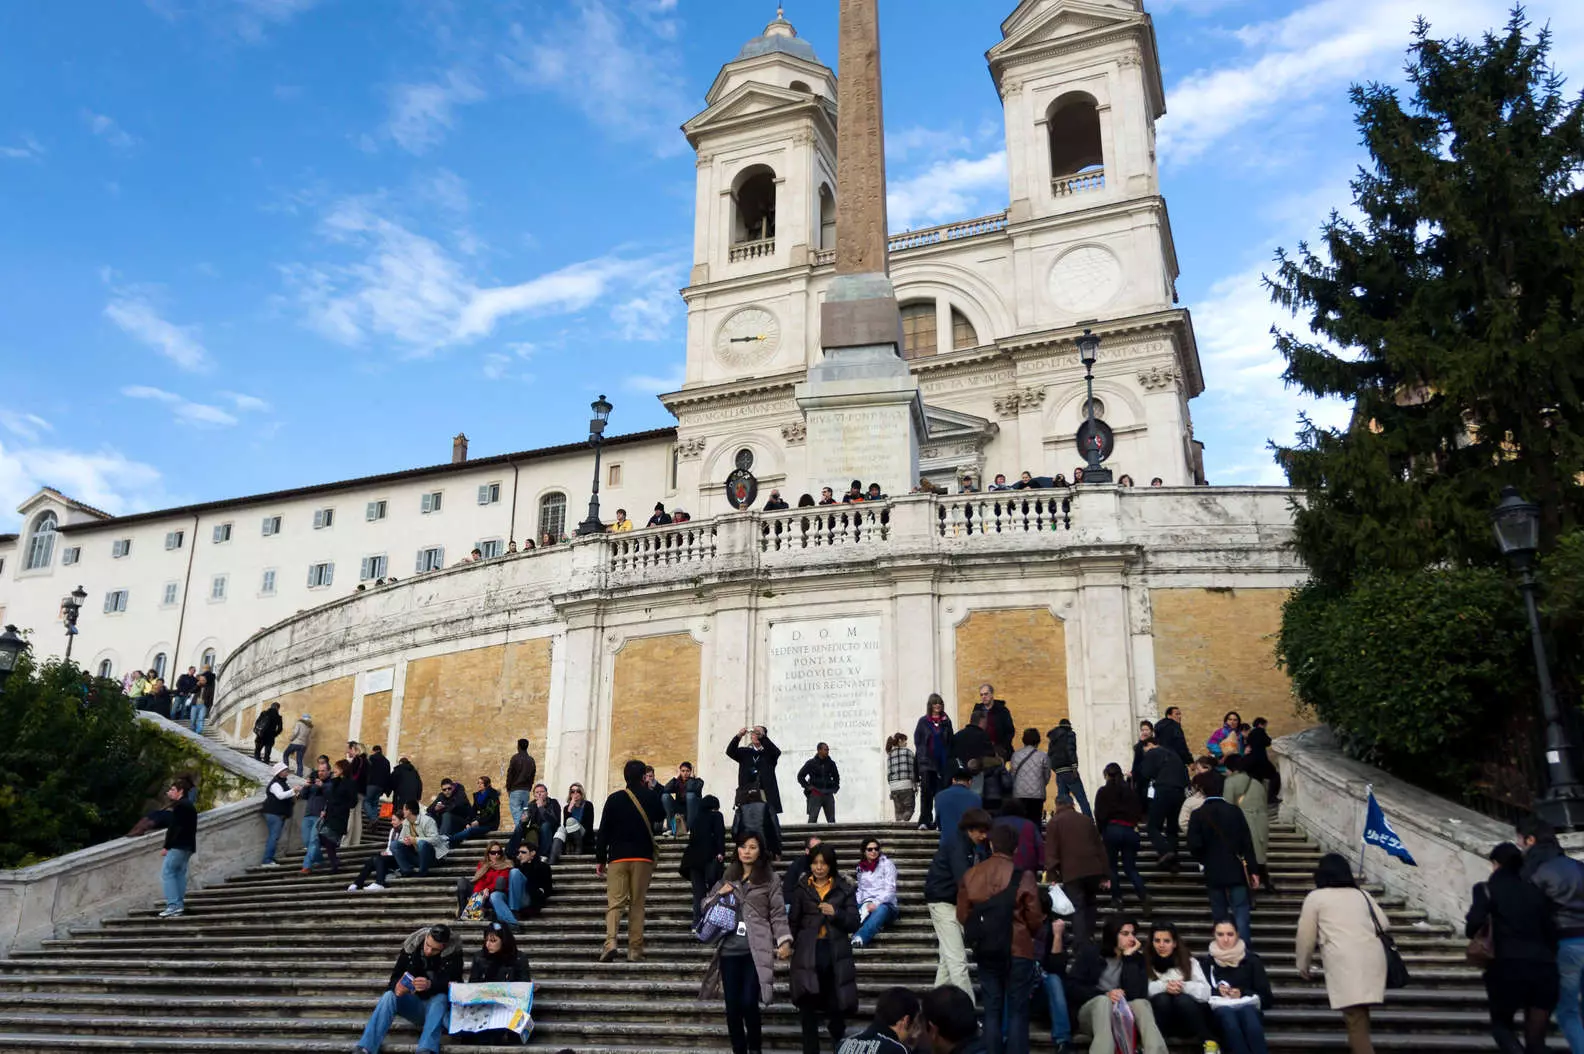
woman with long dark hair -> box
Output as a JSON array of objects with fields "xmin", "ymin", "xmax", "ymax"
[
  {"xmin": 1207, "ymin": 711, "xmax": 1245, "ymax": 765},
  {"xmin": 699, "ymin": 832, "xmax": 793, "ymax": 1054},
  {"xmin": 789, "ymin": 844, "xmax": 860, "ymax": 1052},
  {"xmin": 1146, "ymin": 922, "xmax": 1214, "ymax": 1049},
  {"xmin": 465, "ymin": 920, "xmax": 531, "ymax": 1045},
  {"xmin": 1067, "ymin": 914, "xmax": 1169, "ymax": 1052},
  {"xmin": 1095, "ymin": 762, "xmax": 1150, "ymax": 913},
  {"xmin": 913, "ymin": 693, "xmax": 954, "ymax": 830},
  {"xmin": 1296, "ymin": 854, "xmax": 1390, "ymax": 1054},
  {"xmin": 1465, "ymin": 841, "xmax": 1557, "ymax": 1054},
  {"xmin": 1200, "ymin": 918, "xmax": 1273, "ymax": 1054}
]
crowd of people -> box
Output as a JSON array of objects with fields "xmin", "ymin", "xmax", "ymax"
[{"xmin": 128, "ymin": 663, "xmax": 218, "ymax": 733}]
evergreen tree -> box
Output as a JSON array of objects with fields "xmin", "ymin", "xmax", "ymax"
[{"xmin": 1268, "ymin": 9, "xmax": 1584, "ymax": 590}]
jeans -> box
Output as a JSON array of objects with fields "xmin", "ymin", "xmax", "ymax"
[
  {"xmin": 172, "ymin": 694, "xmax": 191, "ymax": 720},
  {"xmin": 448, "ymin": 822, "xmax": 497, "ymax": 848},
  {"xmin": 392, "ymin": 840, "xmax": 437, "ymax": 876},
  {"xmin": 1213, "ymin": 1004, "xmax": 1270, "ymax": 1054},
  {"xmin": 1560, "ymin": 938, "xmax": 1584, "ymax": 1054},
  {"xmin": 853, "ymin": 901, "xmax": 897, "ymax": 945},
  {"xmin": 301, "ymin": 816, "xmax": 323, "ymax": 869},
  {"xmin": 981, "ymin": 957, "xmax": 1036, "ymax": 1054},
  {"xmin": 663, "ymin": 791, "xmax": 700, "ymax": 835},
  {"xmin": 490, "ymin": 867, "xmax": 531, "ymax": 925},
  {"xmin": 928, "ymin": 901, "xmax": 973, "ymax": 1000},
  {"xmin": 362, "ymin": 790, "xmax": 382, "ymax": 823},
  {"xmin": 189, "ymin": 702, "xmax": 207, "ymax": 735},
  {"xmin": 1209, "ymin": 884, "xmax": 1253, "ymax": 946},
  {"xmin": 261, "ymin": 813, "xmax": 286, "ymax": 864},
  {"xmin": 357, "ymin": 989, "xmax": 449, "ymax": 1054},
  {"xmin": 806, "ymin": 791, "xmax": 835, "ymax": 823},
  {"xmin": 508, "ymin": 789, "xmax": 531, "ymax": 827},
  {"xmin": 1042, "ymin": 969, "xmax": 1071, "ymax": 1044},
  {"xmin": 281, "ymin": 742, "xmax": 306, "ymax": 776},
  {"xmin": 161, "ymin": 848, "xmax": 192, "ymax": 912},
  {"xmin": 721, "ymin": 952, "xmax": 762, "ymax": 1054},
  {"xmin": 1056, "ymin": 770, "xmax": 1091, "ymax": 818},
  {"xmin": 1102, "ymin": 824, "xmax": 1148, "ymax": 902}
]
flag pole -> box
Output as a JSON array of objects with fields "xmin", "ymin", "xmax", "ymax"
[{"xmin": 1358, "ymin": 782, "xmax": 1372, "ymax": 879}]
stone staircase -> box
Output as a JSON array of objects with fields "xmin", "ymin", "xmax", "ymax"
[{"xmin": 0, "ymin": 808, "xmax": 1547, "ymax": 1052}]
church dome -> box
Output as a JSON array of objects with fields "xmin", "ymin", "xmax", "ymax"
[{"xmin": 735, "ymin": 8, "xmax": 819, "ymax": 63}]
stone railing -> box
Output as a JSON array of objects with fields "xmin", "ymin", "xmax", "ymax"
[
  {"xmin": 608, "ymin": 523, "xmax": 719, "ymax": 573},
  {"xmin": 938, "ymin": 494, "xmax": 1072, "ymax": 535},
  {"xmin": 758, "ymin": 504, "xmax": 890, "ymax": 554},
  {"xmin": 811, "ymin": 211, "xmax": 1011, "ymax": 266},
  {"xmin": 1052, "ymin": 169, "xmax": 1105, "ymax": 196},
  {"xmin": 728, "ymin": 237, "xmax": 775, "ymax": 263}
]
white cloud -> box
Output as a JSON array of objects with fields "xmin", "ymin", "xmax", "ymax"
[
  {"xmin": 624, "ymin": 365, "xmax": 684, "ymax": 395},
  {"xmin": 0, "ymin": 411, "xmax": 52, "ymax": 443},
  {"xmin": 82, "ymin": 110, "xmax": 138, "ymax": 151},
  {"xmin": 0, "ymin": 134, "xmax": 44, "ymax": 161},
  {"xmin": 887, "ymin": 151, "xmax": 1008, "ymax": 231},
  {"xmin": 0, "ymin": 440, "xmax": 166, "ymax": 528},
  {"xmin": 385, "ymin": 72, "xmax": 485, "ymax": 154},
  {"xmin": 220, "ymin": 391, "xmax": 271, "ymax": 413},
  {"xmin": 104, "ymin": 291, "xmax": 211, "ymax": 371},
  {"xmin": 120, "ymin": 385, "xmax": 240, "ymax": 427},
  {"xmin": 886, "ymin": 126, "xmax": 974, "ymax": 164}
]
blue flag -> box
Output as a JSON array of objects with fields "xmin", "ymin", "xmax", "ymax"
[{"xmin": 1362, "ymin": 789, "xmax": 1417, "ymax": 866}]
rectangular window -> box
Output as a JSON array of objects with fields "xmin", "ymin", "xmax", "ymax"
[
  {"xmin": 477, "ymin": 482, "xmax": 501, "ymax": 505},
  {"xmin": 366, "ymin": 500, "xmax": 388, "ymax": 522},
  {"xmin": 262, "ymin": 515, "xmax": 282, "ymax": 536},
  {"xmin": 359, "ymin": 554, "xmax": 388, "ymax": 581},
  {"xmin": 478, "ymin": 539, "xmax": 504, "ymax": 559},
  {"xmin": 421, "ymin": 491, "xmax": 443, "ymax": 514},
  {"xmin": 213, "ymin": 522, "xmax": 233, "ymax": 543},
  {"xmin": 313, "ymin": 507, "xmax": 335, "ymax": 529},
  {"xmin": 164, "ymin": 530, "xmax": 184, "ymax": 550},
  {"xmin": 103, "ymin": 589, "xmax": 128, "ymax": 614},
  {"xmin": 61, "ymin": 546, "xmax": 81, "ymax": 566},
  {"xmin": 416, "ymin": 546, "xmax": 445, "ymax": 572},
  {"xmin": 306, "ymin": 562, "xmax": 334, "ymax": 588},
  {"xmin": 607, "ymin": 463, "xmax": 622, "ymax": 487},
  {"xmin": 210, "ymin": 575, "xmax": 228, "ymax": 601},
  {"xmin": 260, "ymin": 569, "xmax": 277, "ymax": 595},
  {"xmin": 162, "ymin": 582, "xmax": 178, "ymax": 606},
  {"xmin": 111, "ymin": 538, "xmax": 131, "ymax": 558}
]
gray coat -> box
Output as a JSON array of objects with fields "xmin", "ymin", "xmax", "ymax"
[
  {"xmin": 1224, "ymin": 772, "xmax": 1270, "ymax": 864},
  {"xmin": 699, "ymin": 874, "xmax": 792, "ymax": 1005}
]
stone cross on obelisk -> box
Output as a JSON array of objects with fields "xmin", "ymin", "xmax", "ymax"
[{"xmin": 795, "ymin": 0, "xmax": 925, "ymax": 496}]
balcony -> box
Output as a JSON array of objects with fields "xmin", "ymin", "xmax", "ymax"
[
  {"xmin": 811, "ymin": 210, "xmax": 1010, "ymax": 267},
  {"xmin": 1052, "ymin": 169, "xmax": 1105, "ymax": 197},
  {"xmin": 728, "ymin": 238, "xmax": 775, "ymax": 263}
]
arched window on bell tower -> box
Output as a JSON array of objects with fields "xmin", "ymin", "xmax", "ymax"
[
  {"xmin": 1048, "ymin": 92, "xmax": 1104, "ymax": 196},
  {"xmin": 732, "ymin": 166, "xmax": 777, "ymax": 246},
  {"xmin": 818, "ymin": 183, "xmax": 836, "ymax": 250}
]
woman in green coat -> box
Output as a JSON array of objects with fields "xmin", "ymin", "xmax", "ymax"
[{"xmin": 1224, "ymin": 754, "xmax": 1274, "ymax": 891}]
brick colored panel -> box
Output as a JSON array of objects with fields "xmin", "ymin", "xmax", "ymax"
[
  {"xmin": 608, "ymin": 633, "xmax": 701, "ymax": 794},
  {"xmin": 398, "ymin": 640, "xmax": 552, "ymax": 793},
  {"xmin": 1149, "ymin": 588, "xmax": 1312, "ymax": 753},
  {"xmin": 953, "ymin": 608, "xmax": 1069, "ymax": 743},
  {"xmin": 359, "ymin": 690, "xmax": 393, "ymax": 750},
  {"xmin": 277, "ymin": 676, "xmax": 356, "ymax": 763}
]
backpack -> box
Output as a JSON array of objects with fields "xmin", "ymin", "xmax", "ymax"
[
  {"xmin": 963, "ymin": 867, "xmax": 1023, "ymax": 977},
  {"xmin": 253, "ymin": 712, "xmax": 272, "ymax": 736}
]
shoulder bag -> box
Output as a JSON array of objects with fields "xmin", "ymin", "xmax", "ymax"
[
  {"xmin": 1360, "ymin": 888, "xmax": 1410, "ymax": 988},
  {"xmin": 1466, "ymin": 882, "xmax": 1495, "ymax": 968}
]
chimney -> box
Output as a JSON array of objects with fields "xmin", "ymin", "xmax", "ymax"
[{"xmin": 452, "ymin": 433, "xmax": 468, "ymax": 464}]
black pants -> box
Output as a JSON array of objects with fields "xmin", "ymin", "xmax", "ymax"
[
  {"xmin": 254, "ymin": 736, "xmax": 275, "ymax": 762},
  {"xmin": 798, "ymin": 942, "xmax": 846, "ymax": 1054},
  {"xmin": 806, "ymin": 792, "xmax": 835, "ymax": 824},
  {"xmin": 1018, "ymin": 797, "xmax": 1046, "ymax": 825},
  {"xmin": 1102, "ymin": 823, "xmax": 1148, "ymax": 902},
  {"xmin": 1151, "ymin": 992, "xmax": 1212, "ymax": 1041},
  {"xmin": 1147, "ymin": 786, "xmax": 1185, "ymax": 861},
  {"xmin": 919, "ymin": 770, "xmax": 942, "ymax": 827},
  {"xmin": 354, "ymin": 854, "xmax": 396, "ymax": 888},
  {"xmin": 721, "ymin": 952, "xmax": 761, "ymax": 1054},
  {"xmin": 689, "ymin": 860, "xmax": 723, "ymax": 926},
  {"xmin": 1062, "ymin": 875, "xmax": 1104, "ymax": 948}
]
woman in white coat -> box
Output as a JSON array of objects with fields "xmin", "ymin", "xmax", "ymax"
[
  {"xmin": 1295, "ymin": 853, "xmax": 1390, "ymax": 1054},
  {"xmin": 1145, "ymin": 921, "xmax": 1215, "ymax": 1052}
]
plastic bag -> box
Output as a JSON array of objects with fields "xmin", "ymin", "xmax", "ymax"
[{"xmin": 1047, "ymin": 883, "xmax": 1076, "ymax": 916}]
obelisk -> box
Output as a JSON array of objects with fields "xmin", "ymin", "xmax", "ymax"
[{"xmin": 795, "ymin": 0, "xmax": 924, "ymax": 496}]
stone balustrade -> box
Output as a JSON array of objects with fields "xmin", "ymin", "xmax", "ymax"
[
  {"xmin": 728, "ymin": 237, "xmax": 775, "ymax": 262},
  {"xmin": 1052, "ymin": 168, "xmax": 1106, "ymax": 196},
  {"xmin": 811, "ymin": 210, "xmax": 1011, "ymax": 266}
]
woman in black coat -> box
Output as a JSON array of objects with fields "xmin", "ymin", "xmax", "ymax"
[
  {"xmin": 680, "ymin": 794, "xmax": 727, "ymax": 925},
  {"xmin": 464, "ymin": 922, "xmax": 532, "ymax": 1045},
  {"xmin": 317, "ymin": 759, "xmax": 359, "ymax": 873},
  {"xmin": 1466, "ymin": 841, "xmax": 1558, "ymax": 1054},
  {"xmin": 788, "ymin": 844, "xmax": 860, "ymax": 1054}
]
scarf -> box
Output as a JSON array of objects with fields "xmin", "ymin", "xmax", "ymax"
[
  {"xmin": 1209, "ymin": 938, "xmax": 1247, "ymax": 969},
  {"xmin": 925, "ymin": 714, "xmax": 948, "ymax": 766},
  {"xmin": 858, "ymin": 852, "xmax": 881, "ymax": 873},
  {"xmin": 1148, "ymin": 952, "xmax": 1182, "ymax": 978}
]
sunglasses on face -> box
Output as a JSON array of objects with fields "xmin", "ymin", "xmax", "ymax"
[
  {"xmin": 488, "ymin": 850, "xmax": 502, "ymax": 857},
  {"xmin": 864, "ymin": 846, "xmax": 880, "ymax": 853}
]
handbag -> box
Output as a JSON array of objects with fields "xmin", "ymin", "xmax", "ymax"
[
  {"xmin": 1466, "ymin": 882, "xmax": 1495, "ymax": 968},
  {"xmin": 696, "ymin": 889, "xmax": 741, "ymax": 943},
  {"xmin": 1360, "ymin": 888, "xmax": 1410, "ymax": 988},
  {"xmin": 461, "ymin": 890, "xmax": 489, "ymax": 921}
]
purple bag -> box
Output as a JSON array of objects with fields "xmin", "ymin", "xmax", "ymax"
[
  {"xmin": 1110, "ymin": 997, "xmax": 1138, "ymax": 1054},
  {"xmin": 695, "ymin": 890, "xmax": 740, "ymax": 943}
]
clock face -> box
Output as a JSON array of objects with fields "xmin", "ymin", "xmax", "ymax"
[{"xmin": 714, "ymin": 306, "xmax": 781, "ymax": 368}]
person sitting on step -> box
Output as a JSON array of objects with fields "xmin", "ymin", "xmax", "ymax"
[
  {"xmin": 850, "ymin": 836, "xmax": 900, "ymax": 948},
  {"xmin": 550, "ymin": 783, "xmax": 594, "ymax": 863},
  {"xmin": 348, "ymin": 815, "xmax": 407, "ymax": 893},
  {"xmin": 836, "ymin": 986, "xmax": 919, "ymax": 1054},
  {"xmin": 354, "ymin": 922, "xmax": 463, "ymax": 1054},
  {"xmin": 391, "ymin": 799, "xmax": 448, "ymax": 877},
  {"xmin": 427, "ymin": 778, "xmax": 474, "ymax": 839},
  {"xmin": 446, "ymin": 775, "xmax": 500, "ymax": 848},
  {"xmin": 467, "ymin": 921, "xmax": 533, "ymax": 1043},
  {"xmin": 454, "ymin": 841, "xmax": 514, "ymax": 921},
  {"xmin": 491, "ymin": 839, "xmax": 555, "ymax": 926},
  {"xmin": 523, "ymin": 782, "xmax": 561, "ymax": 857}
]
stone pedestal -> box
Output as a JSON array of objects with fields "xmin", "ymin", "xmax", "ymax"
[{"xmin": 796, "ymin": 273, "xmax": 925, "ymax": 495}]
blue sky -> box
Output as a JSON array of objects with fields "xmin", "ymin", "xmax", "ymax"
[{"xmin": 3, "ymin": 0, "xmax": 1581, "ymax": 529}]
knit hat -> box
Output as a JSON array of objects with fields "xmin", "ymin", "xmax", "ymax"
[{"xmin": 273, "ymin": 762, "xmax": 288, "ymax": 775}]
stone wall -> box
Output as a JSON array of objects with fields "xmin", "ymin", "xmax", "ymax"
[
  {"xmin": 608, "ymin": 633, "xmax": 703, "ymax": 794},
  {"xmin": 274, "ymin": 675, "xmax": 356, "ymax": 761},
  {"xmin": 952, "ymin": 606, "xmax": 1069, "ymax": 740}
]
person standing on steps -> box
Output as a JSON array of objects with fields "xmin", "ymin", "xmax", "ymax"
[
  {"xmin": 886, "ymin": 733, "xmax": 919, "ymax": 822},
  {"xmin": 1138, "ymin": 736, "xmax": 1189, "ymax": 872},
  {"xmin": 595, "ymin": 758, "xmax": 666, "ymax": 962},
  {"xmin": 390, "ymin": 755, "xmax": 423, "ymax": 814},
  {"xmin": 914, "ymin": 694, "xmax": 955, "ymax": 830},
  {"xmin": 1046, "ymin": 719, "xmax": 1091, "ymax": 818},
  {"xmin": 252, "ymin": 701, "xmax": 283, "ymax": 763},
  {"xmin": 789, "ymin": 843, "xmax": 861, "ymax": 1053},
  {"xmin": 260, "ymin": 761, "xmax": 295, "ymax": 867},
  {"xmin": 1044, "ymin": 793, "xmax": 1108, "ymax": 949},
  {"xmin": 953, "ymin": 706, "xmax": 998, "ymax": 803},
  {"xmin": 1223, "ymin": 755, "xmax": 1273, "ymax": 895},
  {"xmin": 925, "ymin": 808, "xmax": 993, "ymax": 999},
  {"xmin": 980, "ymin": 684, "xmax": 1016, "ymax": 763},
  {"xmin": 363, "ymin": 745, "xmax": 392, "ymax": 826},
  {"xmin": 191, "ymin": 667, "xmax": 215, "ymax": 736},
  {"xmin": 353, "ymin": 922, "xmax": 463, "ymax": 1054},
  {"xmin": 282, "ymin": 713, "xmax": 313, "ymax": 777},
  {"xmin": 700, "ymin": 831, "xmax": 794, "ymax": 1054},
  {"xmin": 662, "ymin": 761, "xmax": 704, "ymax": 838},
  {"xmin": 1519, "ymin": 815, "xmax": 1584, "ymax": 1053},
  {"xmin": 157, "ymin": 776, "xmax": 196, "ymax": 918},
  {"xmin": 1186, "ymin": 771, "xmax": 1259, "ymax": 946},
  {"xmin": 1153, "ymin": 706, "xmax": 1193, "ymax": 767},
  {"xmin": 1094, "ymin": 762, "xmax": 1151, "ymax": 915},
  {"xmin": 1295, "ymin": 854, "xmax": 1390, "ymax": 1054},
  {"xmin": 799, "ymin": 742, "xmax": 841, "ymax": 824},
  {"xmin": 173, "ymin": 666, "xmax": 198, "ymax": 722},
  {"xmin": 318, "ymin": 758, "xmax": 359, "ymax": 874},
  {"xmin": 1206, "ymin": 711, "xmax": 1246, "ymax": 768},
  {"xmin": 505, "ymin": 738, "xmax": 537, "ymax": 828},
  {"xmin": 297, "ymin": 755, "xmax": 331, "ymax": 873},
  {"xmin": 1244, "ymin": 717, "xmax": 1281, "ymax": 804},
  {"xmin": 682, "ymin": 794, "xmax": 727, "ymax": 926},
  {"xmin": 1467, "ymin": 841, "xmax": 1559, "ymax": 1054},
  {"xmin": 958, "ymin": 823, "xmax": 1047, "ymax": 1054},
  {"xmin": 837, "ymin": 987, "xmax": 920, "ymax": 1054},
  {"xmin": 1130, "ymin": 720, "xmax": 1155, "ymax": 792},
  {"xmin": 727, "ymin": 725, "xmax": 784, "ymax": 815},
  {"xmin": 1009, "ymin": 728, "xmax": 1052, "ymax": 822}
]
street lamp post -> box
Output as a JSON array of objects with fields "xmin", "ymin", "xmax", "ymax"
[
  {"xmin": 576, "ymin": 394, "xmax": 614, "ymax": 537},
  {"xmin": 61, "ymin": 584, "xmax": 86, "ymax": 661},
  {"xmin": 1076, "ymin": 328, "xmax": 1112, "ymax": 484},
  {"xmin": 1492, "ymin": 486, "xmax": 1584, "ymax": 830},
  {"xmin": 0, "ymin": 624, "xmax": 26, "ymax": 690}
]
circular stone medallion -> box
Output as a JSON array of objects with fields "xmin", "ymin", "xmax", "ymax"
[{"xmin": 1050, "ymin": 245, "xmax": 1123, "ymax": 313}]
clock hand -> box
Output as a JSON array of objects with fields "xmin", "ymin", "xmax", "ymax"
[{"xmin": 728, "ymin": 336, "xmax": 766, "ymax": 343}]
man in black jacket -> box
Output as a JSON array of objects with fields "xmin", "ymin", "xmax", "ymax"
[
  {"xmin": 978, "ymin": 684, "xmax": 1016, "ymax": 761},
  {"xmin": 595, "ymin": 758, "xmax": 666, "ymax": 962},
  {"xmin": 1152, "ymin": 706, "xmax": 1194, "ymax": 766},
  {"xmin": 726, "ymin": 725, "xmax": 783, "ymax": 813},
  {"xmin": 1186, "ymin": 771, "xmax": 1259, "ymax": 945},
  {"xmin": 363, "ymin": 745, "xmax": 392, "ymax": 824},
  {"xmin": 173, "ymin": 666, "xmax": 198, "ymax": 721},
  {"xmin": 390, "ymin": 756, "xmax": 423, "ymax": 809},
  {"xmin": 838, "ymin": 986, "xmax": 920, "ymax": 1054},
  {"xmin": 925, "ymin": 808, "xmax": 992, "ymax": 998},
  {"xmin": 491, "ymin": 840, "xmax": 554, "ymax": 925},
  {"xmin": 1138, "ymin": 738, "xmax": 1189, "ymax": 870},
  {"xmin": 952, "ymin": 707, "xmax": 997, "ymax": 802},
  {"xmin": 157, "ymin": 777, "xmax": 197, "ymax": 918},
  {"xmin": 798, "ymin": 743, "xmax": 841, "ymax": 823},
  {"xmin": 354, "ymin": 923, "xmax": 463, "ymax": 1054},
  {"xmin": 1045, "ymin": 718, "xmax": 1091, "ymax": 818},
  {"xmin": 252, "ymin": 702, "xmax": 284, "ymax": 763}
]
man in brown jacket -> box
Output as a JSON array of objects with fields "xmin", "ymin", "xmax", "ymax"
[
  {"xmin": 958, "ymin": 824, "xmax": 1046, "ymax": 1053},
  {"xmin": 1044, "ymin": 792, "xmax": 1108, "ymax": 948},
  {"xmin": 505, "ymin": 738, "xmax": 537, "ymax": 828}
]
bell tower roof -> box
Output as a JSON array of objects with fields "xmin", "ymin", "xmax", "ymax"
[{"xmin": 736, "ymin": 6, "xmax": 819, "ymax": 63}]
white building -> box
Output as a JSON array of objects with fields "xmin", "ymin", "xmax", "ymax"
[{"xmin": 4, "ymin": 1, "xmax": 1213, "ymax": 693}]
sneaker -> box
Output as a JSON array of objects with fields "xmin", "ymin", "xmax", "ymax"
[
  {"xmin": 158, "ymin": 908, "xmax": 184, "ymax": 918},
  {"xmin": 346, "ymin": 883, "xmax": 360, "ymax": 892},
  {"xmin": 260, "ymin": 861, "xmax": 280, "ymax": 868},
  {"xmin": 917, "ymin": 823, "xmax": 930, "ymax": 830},
  {"xmin": 1204, "ymin": 1043, "xmax": 1221, "ymax": 1054},
  {"xmin": 850, "ymin": 936, "xmax": 864, "ymax": 948},
  {"xmin": 299, "ymin": 867, "xmax": 312, "ymax": 874},
  {"xmin": 365, "ymin": 883, "xmax": 387, "ymax": 892}
]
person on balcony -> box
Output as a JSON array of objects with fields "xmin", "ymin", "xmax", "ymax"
[
  {"xmin": 647, "ymin": 502, "xmax": 673, "ymax": 526},
  {"xmin": 865, "ymin": 483, "xmax": 886, "ymax": 501},
  {"xmin": 988, "ymin": 473, "xmax": 1012, "ymax": 491},
  {"xmin": 611, "ymin": 509, "xmax": 634, "ymax": 532},
  {"xmin": 818, "ymin": 487, "xmax": 838, "ymax": 506},
  {"xmin": 763, "ymin": 491, "xmax": 790, "ymax": 511},
  {"xmin": 842, "ymin": 480, "xmax": 864, "ymax": 503}
]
